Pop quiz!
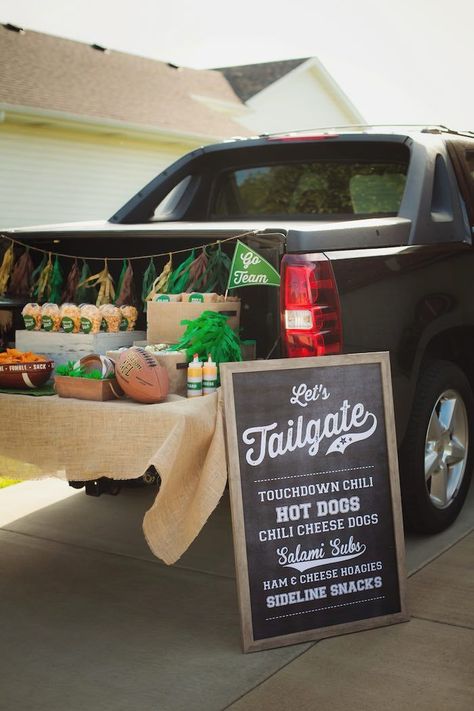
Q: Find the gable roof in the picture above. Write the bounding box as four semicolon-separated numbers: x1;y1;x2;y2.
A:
217;58;309;102
0;24;247;139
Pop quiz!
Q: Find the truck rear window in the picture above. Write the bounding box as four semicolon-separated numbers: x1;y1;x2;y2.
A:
212;160;407;219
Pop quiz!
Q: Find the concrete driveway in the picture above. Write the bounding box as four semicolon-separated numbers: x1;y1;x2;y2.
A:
1;480;473;711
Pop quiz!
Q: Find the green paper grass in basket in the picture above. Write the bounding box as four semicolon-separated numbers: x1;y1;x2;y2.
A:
55;361;113;380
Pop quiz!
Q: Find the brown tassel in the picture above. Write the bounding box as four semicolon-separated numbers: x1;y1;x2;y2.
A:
115;260;136;306
9;248;34;296
186;248;209;292
62;259;81;302
0;241;15;295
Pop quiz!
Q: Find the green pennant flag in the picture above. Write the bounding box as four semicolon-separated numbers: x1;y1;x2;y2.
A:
227;240;280;290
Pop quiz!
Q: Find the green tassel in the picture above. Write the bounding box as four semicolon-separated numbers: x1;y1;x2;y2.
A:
141;258;157;311
204;244;231;293
49;256;64;304
115;259;128;302
167;249;196;294
30;254;47;297
75;260;97;303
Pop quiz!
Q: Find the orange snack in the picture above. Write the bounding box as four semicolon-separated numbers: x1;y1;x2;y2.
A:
0;348;46;363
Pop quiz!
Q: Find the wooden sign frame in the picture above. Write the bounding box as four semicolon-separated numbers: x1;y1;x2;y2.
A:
221;353;408;652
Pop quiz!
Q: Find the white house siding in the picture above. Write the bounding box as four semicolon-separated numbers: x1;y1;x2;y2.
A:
0;123;189;228
237;61;364;135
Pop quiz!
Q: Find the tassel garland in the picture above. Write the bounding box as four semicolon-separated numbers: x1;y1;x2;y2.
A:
146;254;173;301
75;261;97;304
0;242;15;295
9;247;33;296
77;259;115;306
33;252;53;302
115;259;135;306
115;259;128;300
141;258;157;310
62;259;81;303
185;247;209;293
167;249;196;294
49;256;64;304
205;243;231;294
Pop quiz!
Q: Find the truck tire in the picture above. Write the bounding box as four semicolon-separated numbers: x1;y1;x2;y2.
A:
400;359;474;533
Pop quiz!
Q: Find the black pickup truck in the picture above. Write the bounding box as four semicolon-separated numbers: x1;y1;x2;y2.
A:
3;125;474;533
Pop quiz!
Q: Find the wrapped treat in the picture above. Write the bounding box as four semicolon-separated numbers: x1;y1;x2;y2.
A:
41;302;61;331
99;304;121;332
59;303;81;333
80;303;102;334
119;305;138;331
21;302;42;331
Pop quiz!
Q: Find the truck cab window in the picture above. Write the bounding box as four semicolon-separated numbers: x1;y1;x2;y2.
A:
152;175;195;220
212;160;407;220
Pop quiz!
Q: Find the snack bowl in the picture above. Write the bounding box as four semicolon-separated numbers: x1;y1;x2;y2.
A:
0;360;54;389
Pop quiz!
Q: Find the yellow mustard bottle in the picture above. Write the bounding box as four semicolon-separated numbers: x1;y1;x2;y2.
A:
203;354;218;395
187;353;202;397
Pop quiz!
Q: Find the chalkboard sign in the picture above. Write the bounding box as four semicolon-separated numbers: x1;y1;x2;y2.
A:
221;353;407;652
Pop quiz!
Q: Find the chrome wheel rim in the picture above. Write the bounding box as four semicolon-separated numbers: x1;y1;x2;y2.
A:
425;389;468;509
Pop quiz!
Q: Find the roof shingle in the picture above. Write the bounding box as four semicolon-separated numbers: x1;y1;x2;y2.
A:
217;58;309;102
0;25;247;138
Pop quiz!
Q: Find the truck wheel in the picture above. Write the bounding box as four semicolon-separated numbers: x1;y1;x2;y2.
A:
400;359;474;533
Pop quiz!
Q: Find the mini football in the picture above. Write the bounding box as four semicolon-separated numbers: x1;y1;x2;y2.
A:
0;360;54;389
115;347;169;403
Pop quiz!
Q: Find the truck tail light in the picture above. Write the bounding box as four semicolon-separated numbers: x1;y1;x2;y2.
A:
281;253;343;358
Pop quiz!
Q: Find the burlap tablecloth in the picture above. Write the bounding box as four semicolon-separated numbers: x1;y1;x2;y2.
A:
0;391;227;564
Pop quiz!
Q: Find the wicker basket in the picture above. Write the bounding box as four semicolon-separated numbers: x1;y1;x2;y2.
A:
54;375;123;401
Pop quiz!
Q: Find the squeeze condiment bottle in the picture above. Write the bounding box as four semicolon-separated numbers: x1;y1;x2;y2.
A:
203;354;218;395
187;353;202;397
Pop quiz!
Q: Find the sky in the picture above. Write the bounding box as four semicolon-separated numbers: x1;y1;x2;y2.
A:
1;0;474;129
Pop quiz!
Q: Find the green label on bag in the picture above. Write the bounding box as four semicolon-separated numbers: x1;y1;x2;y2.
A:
23;315;36;330
81;317;92;334
61;316;74;333
189;293;204;303
119;317;128;331
101;318;108;332
42;315;54;331
156;294;170;302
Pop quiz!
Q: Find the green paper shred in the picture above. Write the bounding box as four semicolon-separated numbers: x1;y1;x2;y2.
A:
55;361;84;377
55;362;112;379
174;310;242;376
